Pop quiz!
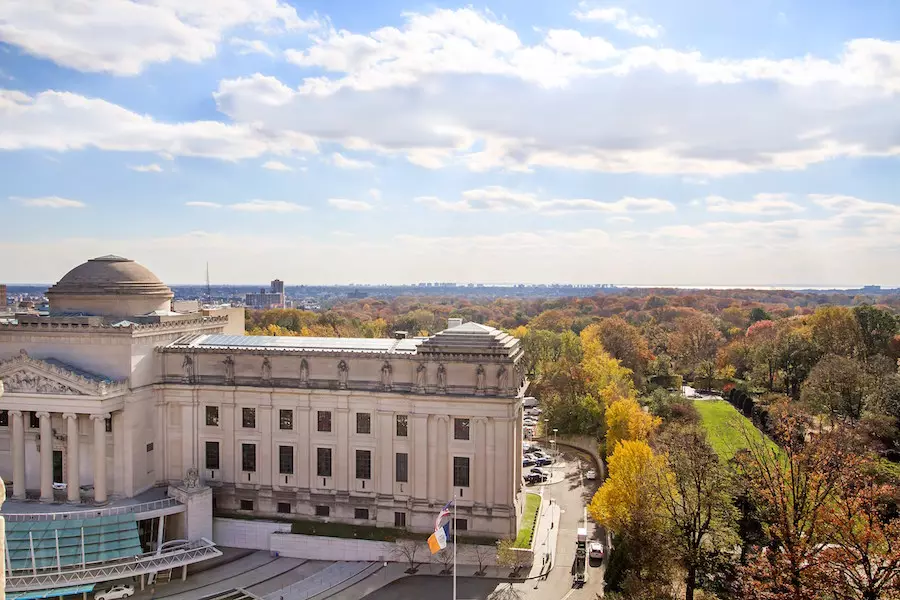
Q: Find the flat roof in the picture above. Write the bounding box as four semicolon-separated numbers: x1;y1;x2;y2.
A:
171;334;425;354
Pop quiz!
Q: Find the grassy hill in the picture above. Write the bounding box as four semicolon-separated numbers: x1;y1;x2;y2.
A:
693;399;776;459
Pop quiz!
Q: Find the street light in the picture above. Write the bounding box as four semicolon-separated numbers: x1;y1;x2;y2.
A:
552;428;558;459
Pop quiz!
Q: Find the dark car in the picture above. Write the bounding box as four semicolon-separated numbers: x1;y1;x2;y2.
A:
524;472;544;484
523;457;536;467
534;455;552;466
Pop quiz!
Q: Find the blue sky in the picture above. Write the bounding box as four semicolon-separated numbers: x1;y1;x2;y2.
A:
1;0;899;286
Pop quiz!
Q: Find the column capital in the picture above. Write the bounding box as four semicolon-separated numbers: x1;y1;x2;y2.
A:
90;413;111;421
36;411;51;419
63;412;79;421
9;409;23;417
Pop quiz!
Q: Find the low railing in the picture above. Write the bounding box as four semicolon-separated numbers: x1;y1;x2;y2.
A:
5;538;222;592
3;497;183;522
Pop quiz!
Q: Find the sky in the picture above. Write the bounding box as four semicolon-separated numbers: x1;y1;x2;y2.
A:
1;0;899;287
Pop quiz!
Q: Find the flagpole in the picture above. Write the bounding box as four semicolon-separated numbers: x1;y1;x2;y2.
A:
453;496;457;600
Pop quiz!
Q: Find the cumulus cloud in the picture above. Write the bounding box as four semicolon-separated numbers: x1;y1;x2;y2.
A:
328;198;373;211
230;38;275;57
185;201;222;208
415;186;675;214
704;193;806;215
262;160;293;171
0;0;317;75
129;163;163;172
12;195;86;208
573;5;663;39
331;152;374;169
185;199;308;212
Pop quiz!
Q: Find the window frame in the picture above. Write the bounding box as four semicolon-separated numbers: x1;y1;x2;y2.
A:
241;443;257;472
355;449;372;480
354;508;370;520
396;414;408;437
315;505;330;517
240;499;254;511
205;441;220;470
394;512;407;528
278;445;294;475
279;409;293;430
317;410;332;433
277;502;291;514
205;406;219;427
242;407;256;429
316;447;333;477
453;418;470;441
356;412;371;435
453;456;470;488
395;452;409;483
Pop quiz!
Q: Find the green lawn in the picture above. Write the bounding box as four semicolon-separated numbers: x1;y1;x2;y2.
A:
514;493;542;549
694;399;778;460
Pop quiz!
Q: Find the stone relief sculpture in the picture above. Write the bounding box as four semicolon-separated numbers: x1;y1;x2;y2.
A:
223;356;235;384
475;364;486;393
261;357;272;383
381;361;393;390
497;364;508;392
299;358;309;386
183;466;200;489
338;360;349;389
1;372;80;395
182;355;194;384
437;363;447;391
415;363;427;390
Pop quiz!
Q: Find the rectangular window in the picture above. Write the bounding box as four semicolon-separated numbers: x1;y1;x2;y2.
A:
315;505;330;517
354;508;369;520
277;502;291;514
396;453;409;483
105;418;112;433
396;414;408;437
279;409;293;430
454;418;470;440
455;518;468;532
279;445;294;475
240;499;254;511
242;443;256;472
316;447;332;477
355;449;372;480
394;512;407;528
146;443;154;452
453;456;470;487
317;411;332;432
0;410;8;427
29;412;39;429
242;408;256;428
356;412;371;434
205;406;219;427
206;441;220;470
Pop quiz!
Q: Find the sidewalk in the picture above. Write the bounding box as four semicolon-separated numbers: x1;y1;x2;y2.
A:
529;489;561;580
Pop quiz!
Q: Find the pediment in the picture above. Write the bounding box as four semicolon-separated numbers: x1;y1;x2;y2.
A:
0;351;125;396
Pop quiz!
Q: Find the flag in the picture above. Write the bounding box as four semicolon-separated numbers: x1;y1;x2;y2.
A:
434;500;453;531
427;522;450;554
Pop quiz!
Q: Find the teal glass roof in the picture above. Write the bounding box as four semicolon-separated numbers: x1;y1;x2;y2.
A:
7;584;96;599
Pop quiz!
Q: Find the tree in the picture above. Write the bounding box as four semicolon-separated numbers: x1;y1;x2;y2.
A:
747;320;779;391
393;539;421;573
594;317;653;387
436;546;454;574
669;313;723;376
497;539;528;575
653;425;737;600
775;325;820;399
808;306;863;358
605;397;661;454
737;406;857;600
473;544;492;576
543;392;605;438
750;307;772;324
580;324;638;403
853;304;899;362
697;360;717;392
801;354;873;423
819;460;900;600
488;583;525;600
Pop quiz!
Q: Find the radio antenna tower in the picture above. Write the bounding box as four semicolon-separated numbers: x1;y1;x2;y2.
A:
205;262;212;304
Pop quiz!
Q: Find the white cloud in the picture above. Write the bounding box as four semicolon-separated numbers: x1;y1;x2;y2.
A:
0;0;317;75
185;201;222;208
368;188;382;201
12;195;85;208
231;199;308;212
415;186;675;214
704;193;805;215
129;163;163;173
573;5;663;39
328;198;374;211
810;194;900;215
0;89;317;160
230;38;275;57
331;152;374;169
262;160;293;171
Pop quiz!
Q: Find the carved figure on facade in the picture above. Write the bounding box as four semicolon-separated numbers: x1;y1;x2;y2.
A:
299;358;310;387
437;363;447;392
415;363;427;390
497;364;508;394
182;355;194;384
338;360;349;389
475;364;486;394
381;361;393;390
261;357;272;383
1;371;80;395
183;466;200;489
223;356;235;384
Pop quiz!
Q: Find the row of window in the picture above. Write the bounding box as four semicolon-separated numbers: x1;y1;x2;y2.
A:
204;407;472;440
235;501;466;530
0;410;111;432
206;441;471;487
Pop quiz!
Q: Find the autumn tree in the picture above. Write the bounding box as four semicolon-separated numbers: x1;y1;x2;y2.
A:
605;397;661;454
775;324;820;399
808;306;863;358
747;320;779;390
594;317;653;387
669;313;723;377
853;304;899;362
652;425;737;600
581;323;638;402
801;354;873;423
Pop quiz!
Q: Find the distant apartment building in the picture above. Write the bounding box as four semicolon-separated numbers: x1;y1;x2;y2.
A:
246;280;286;309
0;284;6;309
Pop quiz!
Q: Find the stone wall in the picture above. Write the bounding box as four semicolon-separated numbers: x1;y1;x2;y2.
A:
213;517;291;549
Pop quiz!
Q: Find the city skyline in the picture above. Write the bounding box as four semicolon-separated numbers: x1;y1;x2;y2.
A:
2;0;899;285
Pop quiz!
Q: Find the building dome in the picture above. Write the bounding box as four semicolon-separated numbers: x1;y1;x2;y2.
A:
47;255;174;317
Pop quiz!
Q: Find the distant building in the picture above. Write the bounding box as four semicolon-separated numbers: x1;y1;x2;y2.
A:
0;284;6;308
246;280;286;309
271;279;285;295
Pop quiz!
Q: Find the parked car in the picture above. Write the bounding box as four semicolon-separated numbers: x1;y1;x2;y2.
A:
523;457;536;468
52;482;67;491
524;471;544;484
523;418;537;427
95;585;135;600
523;445;540;454
529;467;549;480
533;455;553;467
589;542;605;559
585;469;597;480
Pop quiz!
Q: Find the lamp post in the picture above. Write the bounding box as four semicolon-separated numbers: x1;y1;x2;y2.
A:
552;428;558;459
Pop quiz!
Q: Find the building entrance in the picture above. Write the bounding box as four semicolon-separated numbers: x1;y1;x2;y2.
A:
53;450;64;483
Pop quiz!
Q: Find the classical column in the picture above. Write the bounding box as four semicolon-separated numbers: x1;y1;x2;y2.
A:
427;416;437;503
438;415;449;500
411;414;429;502
92;414;109;504
486;417;495;508
474;418;487;505
64;414;80;503
38;412;53;502
10;410;26;499
377;410;393;496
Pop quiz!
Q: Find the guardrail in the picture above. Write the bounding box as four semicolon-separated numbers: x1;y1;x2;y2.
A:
3;497;183;522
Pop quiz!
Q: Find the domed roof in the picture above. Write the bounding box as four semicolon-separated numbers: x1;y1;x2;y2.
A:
48;255;172;297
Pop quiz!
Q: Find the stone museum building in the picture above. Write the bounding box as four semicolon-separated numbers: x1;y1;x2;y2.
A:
0;255;527;538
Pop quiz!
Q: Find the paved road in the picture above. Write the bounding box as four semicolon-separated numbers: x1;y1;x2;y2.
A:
362;446;606;600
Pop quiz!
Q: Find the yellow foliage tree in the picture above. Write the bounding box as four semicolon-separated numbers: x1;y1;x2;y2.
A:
248;324;300;336
580;324;637;403
588;440;671;535
605;397;661;454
